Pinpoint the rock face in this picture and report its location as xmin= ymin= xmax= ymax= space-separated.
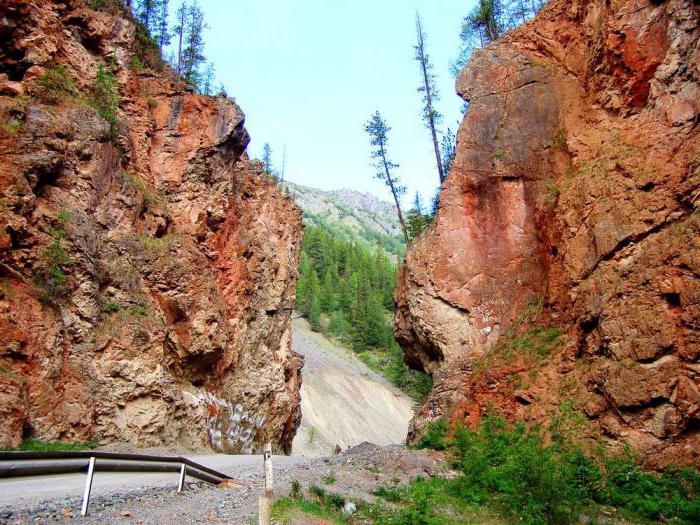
xmin=395 ymin=0 xmax=699 ymax=466
xmin=0 ymin=0 xmax=303 ymax=453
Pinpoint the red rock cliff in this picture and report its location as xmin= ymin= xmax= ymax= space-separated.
xmin=395 ymin=0 xmax=699 ymax=466
xmin=0 ymin=0 xmax=303 ymax=453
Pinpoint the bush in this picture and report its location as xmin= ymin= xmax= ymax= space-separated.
xmin=33 ymin=225 xmax=72 ymax=304
xmin=37 ymin=65 xmax=77 ymax=102
xmin=413 ymin=413 xmax=700 ymax=524
xmin=89 ymin=64 xmax=119 ymax=140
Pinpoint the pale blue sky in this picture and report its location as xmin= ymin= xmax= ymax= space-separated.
xmin=191 ymin=0 xmax=474 ymax=206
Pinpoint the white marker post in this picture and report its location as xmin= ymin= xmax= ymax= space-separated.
xmin=258 ymin=442 xmax=273 ymax=525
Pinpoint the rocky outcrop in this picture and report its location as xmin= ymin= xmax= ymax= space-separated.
xmin=395 ymin=0 xmax=699 ymax=466
xmin=0 ymin=0 xmax=303 ymax=453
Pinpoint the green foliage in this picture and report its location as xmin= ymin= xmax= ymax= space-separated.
xmin=290 ymin=479 xmax=301 ymax=499
xmin=37 ymin=65 xmax=77 ymax=102
xmin=408 ymin=413 xmax=700 ymax=524
xmin=34 ymin=222 xmax=72 ymax=304
xmin=0 ymin=118 xmax=22 ymax=134
xmin=127 ymin=172 xmax=161 ymax=211
xmin=89 ymin=64 xmax=119 ymax=140
xmin=3 ymin=438 xmax=98 ymax=452
xmin=297 ymin=222 xmax=431 ymax=400
xmin=493 ymin=149 xmax=505 ymax=160
xmin=452 ymin=0 xmax=546 ymax=74
xmin=102 ymin=301 xmax=121 ymax=314
xmin=358 ymin=343 xmax=432 ymax=402
xmin=415 ymin=420 xmax=449 ymax=450
xmin=323 ymin=474 xmax=337 ymax=485
xmin=544 ymin=179 xmax=560 ymax=205
xmin=307 ymin=426 xmax=317 ymax=444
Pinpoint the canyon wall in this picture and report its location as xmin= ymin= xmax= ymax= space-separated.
xmin=395 ymin=0 xmax=699 ymax=466
xmin=0 ymin=0 xmax=303 ymax=453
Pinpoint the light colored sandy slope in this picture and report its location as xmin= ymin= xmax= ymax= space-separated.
xmin=291 ymin=317 xmax=414 ymax=457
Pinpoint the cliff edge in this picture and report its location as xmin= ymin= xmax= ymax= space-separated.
xmin=0 ymin=0 xmax=303 ymax=453
xmin=395 ymin=0 xmax=699 ymax=467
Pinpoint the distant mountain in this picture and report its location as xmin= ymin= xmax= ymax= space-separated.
xmin=283 ymin=182 xmax=405 ymax=256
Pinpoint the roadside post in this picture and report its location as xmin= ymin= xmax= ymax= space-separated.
xmin=258 ymin=442 xmax=273 ymax=525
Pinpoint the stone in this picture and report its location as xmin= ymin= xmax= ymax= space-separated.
xmin=395 ymin=0 xmax=700 ymax=467
xmin=0 ymin=1 xmax=303 ymax=453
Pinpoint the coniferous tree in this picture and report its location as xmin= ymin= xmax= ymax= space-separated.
xmin=262 ymin=143 xmax=274 ymax=175
xmin=180 ymin=1 xmax=206 ymax=90
xmin=364 ymin=111 xmax=410 ymax=246
xmin=136 ymin=0 xmax=156 ymax=32
xmin=174 ymin=2 xmax=188 ymax=74
xmin=153 ymin=0 xmax=171 ymax=50
xmin=441 ymin=128 xmax=456 ymax=178
xmin=201 ymin=62 xmax=215 ymax=95
xmin=414 ymin=13 xmax=444 ymax=184
xmin=452 ymin=0 xmax=544 ymax=75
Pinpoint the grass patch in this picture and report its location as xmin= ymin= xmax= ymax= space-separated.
xmin=323 ymin=474 xmax=337 ymax=485
xmin=37 ymin=64 xmax=78 ymax=103
xmin=543 ymin=179 xmax=560 ymax=206
xmin=494 ymin=149 xmax=505 ymax=160
xmin=2 ymin=439 xmax=97 ymax=452
xmin=127 ymin=172 xmax=162 ymax=211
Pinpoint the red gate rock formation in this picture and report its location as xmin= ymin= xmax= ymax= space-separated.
xmin=395 ymin=0 xmax=699 ymax=467
xmin=0 ymin=0 xmax=303 ymax=453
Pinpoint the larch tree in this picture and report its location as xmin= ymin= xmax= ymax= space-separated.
xmin=364 ymin=111 xmax=410 ymax=247
xmin=136 ymin=0 xmax=156 ymax=32
xmin=414 ymin=12 xmax=444 ymax=184
xmin=202 ymin=62 xmax=215 ymax=95
xmin=153 ymin=0 xmax=171 ymax=50
xmin=441 ymin=128 xmax=456 ymax=178
xmin=174 ymin=2 xmax=188 ymax=74
xmin=180 ymin=1 xmax=207 ymax=90
xmin=261 ymin=143 xmax=273 ymax=175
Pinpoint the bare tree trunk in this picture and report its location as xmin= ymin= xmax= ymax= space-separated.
xmin=380 ymin=151 xmax=410 ymax=247
xmin=416 ymin=14 xmax=445 ymax=184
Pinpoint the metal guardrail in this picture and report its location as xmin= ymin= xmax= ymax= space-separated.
xmin=0 ymin=451 xmax=234 ymax=517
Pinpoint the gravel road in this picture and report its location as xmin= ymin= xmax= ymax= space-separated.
xmin=0 ymin=445 xmax=448 ymax=524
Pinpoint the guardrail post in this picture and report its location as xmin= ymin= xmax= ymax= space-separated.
xmin=258 ymin=442 xmax=273 ymax=525
xmin=80 ymin=457 xmax=96 ymax=517
xmin=177 ymin=463 xmax=186 ymax=493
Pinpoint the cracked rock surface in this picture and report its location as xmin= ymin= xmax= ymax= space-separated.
xmin=395 ymin=0 xmax=699 ymax=467
xmin=0 ymin=0 xmax=303 ymax=454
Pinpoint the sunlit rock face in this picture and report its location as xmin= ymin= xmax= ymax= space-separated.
xmin=0 ymin=0 xmax=303 ymax=454
xmin=395 ymin=0 xmax=700 ymax=467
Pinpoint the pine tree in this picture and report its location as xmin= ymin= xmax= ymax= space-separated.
xmin=441 ymin=128 xmax=456 ymax=178
xmin=262 ymin=143 xmax=274 ymax=175
xmin=153 ymin=0 xmax=171 ymax=50
xmin=307 ymin=271 xmax=321 ymax=331
xmin=136 ymin=0 xmax=156 ymax=33
xmin=174 ymin=2 xmax=188 ymax=74
xmin=414 ymin=13 xmax=444 ymax=184
xmin=364 ymin=111 xmax=410 ymax=246
xmin=202 ymin=62 xmax=215 ymax=95
xmin=180 ymin=1 xmax=206 ymax=90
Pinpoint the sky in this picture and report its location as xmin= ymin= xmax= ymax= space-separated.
xmin=191 ymin=0 xmax=474 ymax=207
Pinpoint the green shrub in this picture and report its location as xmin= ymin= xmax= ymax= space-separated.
xmin=33 ymin=225 xmax=72 ymax=304
xmin=322 ymin=474 xmax=336 ymax=485
xmin=2 ymin=438 xmax=97 ymax=452
xmin=102 ymin=301 xmax=121 ymax=314
xmin=414 ymin=414 xmax=700 ymax=524
xmin=415 ymin=420 xmax=449 ymax=450
xmin=290 ymin=479 xmax=301 ymax=499
xmin=37 ymin=65 xmax=77 ymax=102
xmin=89 ymin=64 xmax=119 ymax=140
